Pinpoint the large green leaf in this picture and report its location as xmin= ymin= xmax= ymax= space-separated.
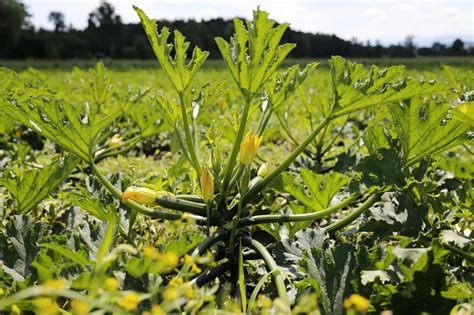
xmin=278 ymin=228 xmax=355 ymax=315
xmin=215 ymin=8 xmax=295 ymax=97
xmin=265 ymin=63 xmax=318 ymax=108
xmin=0 ymin=215 xmax=47 ymax=281
xmin=389 ymin=97 xmax=470 ymax=164
xmin=452 ymin=101 xmax=474 ymax=128
xmin=330 ymin=56 xmax=450 ymax=117
xmin=39 ymin=243 xmax=90 ymax=266
xmin=0 ymin=76 xmax=112 ymax=162
xmin=1 ymin=154 xmax=78 ymax=214
xmin=134 ymin=6 xmax=208 ymax=93
xmin=282 ymin=170 xmax=349 ymax=212
xmin=353 ymin=148 xmax=406 ymax=190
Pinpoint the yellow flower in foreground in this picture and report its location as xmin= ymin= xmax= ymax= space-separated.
xmin=118 ymin=292 xmax=141 ymax=311
xmin=103 ymin=277 xmax=119 ymax=291
xmin=182 ymin=254 xmax=201 ymax=273
xmin=169 ymin=276 xmax=184 ymax=287
xmin=71 ymin=299 xmax=89 ymax=315
xmin=143 ymin=246 xmax=161 ymax=260
xmin=142 ymin=305 xmax=166 ymax=315
xmin=0 ymin=288 xmax=4 ymax=296
xmin=344 ymin=294 xmax=370 ymax=312
xmin=151 ymin=305 xmax=165 ymax=315
xmin=258 ymin=294 xmax=272 ymax=309
xmin=239 ymin=130 xmax=262 ymax=165
xmin=122 ymin=186 xmax=157 ymax=205
xmin=162 ymin=252 xmax=179 ymax=268
xmin=43 ymin=278 xmax=67 ymax=290
xmin=162 ymin=286 xmax=179 ymax=301
xmin=34 ymin=297 xmax=60 ymax=315
xmin=11 ymin=304 xmax=21 ymax=315
xmin=200 ymin=165 xmax=214 ymax=204
xmin=183 ymin=284 xmax=195 ymax=299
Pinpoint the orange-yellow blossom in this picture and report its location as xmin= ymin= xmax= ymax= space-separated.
xmin=200 ymin=166 xmax=214 ymax=204
xmin=239 ymin=130 xmax=262 ymax=165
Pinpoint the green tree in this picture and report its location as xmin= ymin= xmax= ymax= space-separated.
xmin=86 ymin=1 xmax=122 ymax=56
xmin=0 ymin=0 xmax=28 ymax=56
xmin=48 ymin=11 xmax=65 ymax=32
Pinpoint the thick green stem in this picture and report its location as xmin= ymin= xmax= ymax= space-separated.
xmin=443 ymin=243 xmax=474 ymax=263
xmin=237 ymin=193 xmax=359 ymax=228
xmin=242 ymin=238 xmax=289 ymax=306
xmin=241 ymin=116 xmax=331 ymax=207
xmin=179 ymin=93 xmax=202 ymax=176
xmin=220 ymin=97 xmax=251 ymax=207
xmin=325 ymin=192 xmax=381 ymax=233
xmin=94 ymin=135 xmax=141 ymax=162
xmin=91 ymin=163 xmax=187 ymax=221
xmin=179 ymin=229 xmax=229 ymax=276
xmin=193 ymin=260 xmax=236 ymax=287
xmin=229 ymin=166 xmax=250 ymax=253
xmin=228 ymin=164 xmax=245 ymax=193
xmin=174 ymin=127 xmax=193 ymax=165
xmin=155 ymin=195 xmax=207 ymax=217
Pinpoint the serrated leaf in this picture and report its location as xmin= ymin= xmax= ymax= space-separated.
xmin=40 ymin=243 xmax=90 ymax=266
xmin=134 ymin=6 xmax=208 ymax=93
xmin=362 ymin=124 xmax=391 ymax=155
xmin=0 ymin=76 xmax=112 ymax=162
xmin=215 ymin=8 xmax=295 ymax=97
xmin=87 ymin=61 xmax=114 ymax=114
xmin=354 ymin=148 xmax=406 ymax=190
xmin=65 ymin=188 xmax=109 ymax=221
xmin=129 ymin=97 xmax=171 ymax=138
xmin=389 ymin=97 xmax=470 ymax=165
xmin=439 ymin=230 xmax=472 ymax=249
xmin=0 ymin=215 xmax=47 ymax=280
xmin=265 ymin=63 xmax=318 ymax=108
xmin=283 ymin=170 xmax=349 ymax=212
xmin=361 ymin=270 xmax=393 ymax=285
xmin=391 ymin=247 xmax=429 ymax=271
xmin=1 ymin=154 xmax=78 ymax=214
xmin=330 ymin=56 xmax=450 ymax=117
xmin=441 ymin=282 xmax=474 ymax=300
xmin=288 ymin=231 xmax=354 ymax=315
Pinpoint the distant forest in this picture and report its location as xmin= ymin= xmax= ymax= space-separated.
xmin=1 ymin=0 xmax=472 ymax=59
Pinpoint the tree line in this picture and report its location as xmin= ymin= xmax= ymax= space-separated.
xmin=1 ymin=0 xmax=472 ymax=60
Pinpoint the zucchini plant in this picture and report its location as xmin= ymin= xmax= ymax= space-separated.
xmin=0 ymin=6 xmax=472 ymax=315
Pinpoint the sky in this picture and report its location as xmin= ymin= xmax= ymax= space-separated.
xmin=23 ymin=0 xmax=474 ymax=46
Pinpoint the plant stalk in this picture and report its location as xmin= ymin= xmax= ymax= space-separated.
xmin=242 ymin=238 xmax=289 ymax=306
xmin=241 ymin=116 xmax=331 ymax=208
xmin=325 ymin=192 xmax=380 ymax=233
xmin=179 ymin=93 xmax=202 ymax=176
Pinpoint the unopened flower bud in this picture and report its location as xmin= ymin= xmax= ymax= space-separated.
xmin=122 ymin=186 xmax=157 ymax=205
xmin=257 ymin=163 xmax=270 ymax=177
xmin=200 ymin=166 xmax=214 ymax=204
xmin=107 ymin=134 xmax=123 ymax=148
xmin=238 ymin=130 xmax=262 ymax=165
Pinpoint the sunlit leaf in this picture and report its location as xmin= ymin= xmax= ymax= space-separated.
xmin=389 ymin=96 xmax=470 ymax=164
xmin=330 ymin=56 xmax=450 ymax=117
xmin=215 ymin=8 xmax=295 ymax=97
xmin=0 ymin=75 xmax=112 ymax=162
xmin=134 ymin=6 xmax=208 ymax=93
xmin=282 ymin=170 xmax=349 ymax=212
xmin=1 ymin=154 xmax=78 ymax=214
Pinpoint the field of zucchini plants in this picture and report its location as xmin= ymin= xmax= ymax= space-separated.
xmin=0 ymin=7 xmax=473 ymax=315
